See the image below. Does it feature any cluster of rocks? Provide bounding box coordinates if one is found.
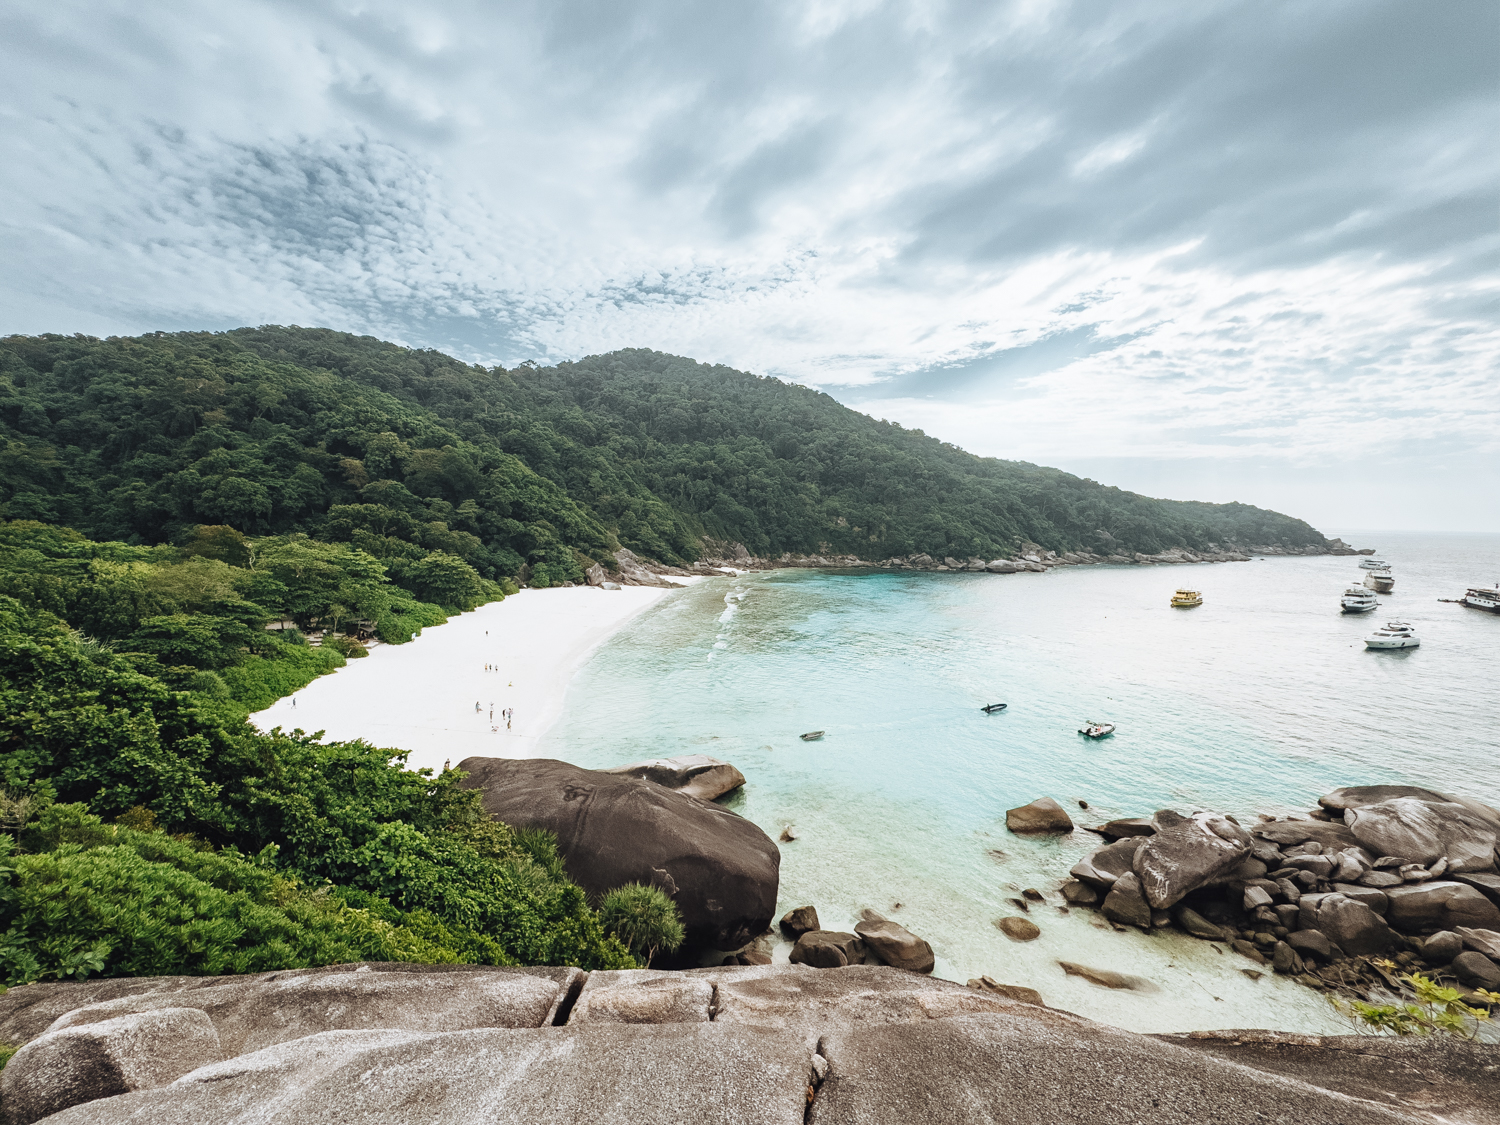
[1013,785,1500,1007]
[2,961,1492,1124]
[777,905,937,975]
[457,756,775,952]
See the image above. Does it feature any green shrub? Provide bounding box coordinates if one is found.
[322,635,368,658]
[219,644,345,711]
[598,883,685,967]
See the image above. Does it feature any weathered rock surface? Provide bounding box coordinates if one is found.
[789,931,867,969]
[1287,929,1333,961]
[1451,951,1500,992]
[457,757,779,949]
[7,965,1494,1124]
[568,971,714,1024]
[853,911,935,974]
[1253,819,1360,851]
[1092,817,1154,840]
[603,754,746,802]
[1,1008,220,1125]
[1297,894,1399,956]
[1452,872,1500,906]
[1059,880,1098,905]
[1384,882,1500,933]
[1133,812,1252,909]
[966,977,1044,1006]
[1345,798,1499,871]
[1175,907,1226,941]
[1069,837,1147,888]
[1101,871,1152,928]
[1005,797,1073,833]
[1421,931,1463,963]
[780,905,820,939]
[995,917,1041,942]
[1456,927,1500,959]
[4,964,583,1060]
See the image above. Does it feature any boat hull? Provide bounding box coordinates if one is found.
[1365,638,1419,650]
[1463,595,1500,613]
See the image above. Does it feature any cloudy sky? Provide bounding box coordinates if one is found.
[3,0,1496,531]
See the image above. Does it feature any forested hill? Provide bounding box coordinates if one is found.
[0,327,1328,572]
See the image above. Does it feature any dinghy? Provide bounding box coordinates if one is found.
[1078,721,1116,739]
[981,703,1008,714]
[800,730,825,742]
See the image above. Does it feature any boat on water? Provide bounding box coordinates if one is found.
[1363,569,1395,594]
[1340,587,1378,614]
[1359,559,1388,570]
[1170,589,1203,608]
[799,730,825,742]
[981,703,1008,714]
[1078,720,1116,739]
[1462,585,1500,614]
[1365,621,1419,650]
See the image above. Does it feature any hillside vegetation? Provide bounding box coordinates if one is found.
[0,328,1329,570]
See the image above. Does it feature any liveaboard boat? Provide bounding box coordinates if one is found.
[1170,589,1203,607]
[1364,621,1419,650]
[1078,720,1116,739]
[1463,585,1500,614]
[1340,587,1378,613]
[1363,568,1395,594]
[1359,558,1388,570]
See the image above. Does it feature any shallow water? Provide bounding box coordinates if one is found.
[540,531,1500,1032]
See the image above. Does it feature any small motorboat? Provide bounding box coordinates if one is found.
[1078,721,1116,739]
[1365,621,1419,650]
[981,703,1008,714]
[1340,587,1378,613]
[799,730,825,742]
[1170,589,1202,608]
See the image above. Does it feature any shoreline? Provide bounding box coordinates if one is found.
[250,581,701,775]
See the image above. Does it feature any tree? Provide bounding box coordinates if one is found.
[597,883,685,967]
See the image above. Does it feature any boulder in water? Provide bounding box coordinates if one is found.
[1101,871,1152,928]
[855,911,935,973]
[779,905,820,939]
[1057,962,1160,992]
[995,917,1041,942]
[1344,798,1498,871]
[789,931,867,968]
[1005,798,1074,833]
[1093,818,1154,840]
[1070,837,1148,889]
[457,757,779,950]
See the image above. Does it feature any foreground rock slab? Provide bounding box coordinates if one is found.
[5,965,1491,1124]
[458,756,779,949]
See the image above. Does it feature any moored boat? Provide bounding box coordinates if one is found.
[1364,621,1419,650]
[799,730,825,741]
[1364,569,1395,594]
[1359,559,1388,570]
[1170,589,1202,608]
[1340,587,1378,613]
[1463,585,1500,614]
[981,703,1008,714]
[1078,720,1116,739]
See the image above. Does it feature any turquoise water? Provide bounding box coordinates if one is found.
[541,531,1500,1031]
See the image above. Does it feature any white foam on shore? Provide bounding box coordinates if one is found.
[250,582,698,775]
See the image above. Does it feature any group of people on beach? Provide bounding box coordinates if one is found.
[477,700,514,731]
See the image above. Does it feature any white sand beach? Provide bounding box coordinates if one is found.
[251,583,698,775]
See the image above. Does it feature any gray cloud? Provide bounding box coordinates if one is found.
[1,0,1495,528]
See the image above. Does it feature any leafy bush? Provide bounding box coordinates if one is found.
[219,643,346,710]
[1335,969,1500,1039]
[598,883,685,967]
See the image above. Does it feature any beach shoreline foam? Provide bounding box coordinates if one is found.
[251,581,702,776]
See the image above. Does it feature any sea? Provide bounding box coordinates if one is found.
[539,530,1500,1033]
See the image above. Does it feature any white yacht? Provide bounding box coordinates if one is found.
[1340,587,1378,613]
[1365,621,1419,650]
[1359,558,1388,570]
[1463,585,1500,614]
[1363,568,1395,594]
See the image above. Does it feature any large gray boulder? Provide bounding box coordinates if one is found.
[1321,785,1500,833]
[1100,871,1152,928]
[1069,837,1147,889]
[789,931,867,969]
[1297,894,1400,956]
[1253,819,1361,852]
[1133,812,1252,910]
[457,757,780,950]
[0,1008,219,1125]
[602,755,746,802]
[853,911,935,974]
[1344,798,1499,871]
[1451,872,1500,906]
[1384,882,1500,933]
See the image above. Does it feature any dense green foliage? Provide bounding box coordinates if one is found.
[597,882,686,968]
[1,328,1327,569]
[0,581,635,984]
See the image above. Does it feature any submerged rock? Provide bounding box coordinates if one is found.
[1057,961,1161,992]
[995,917,1041,942]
